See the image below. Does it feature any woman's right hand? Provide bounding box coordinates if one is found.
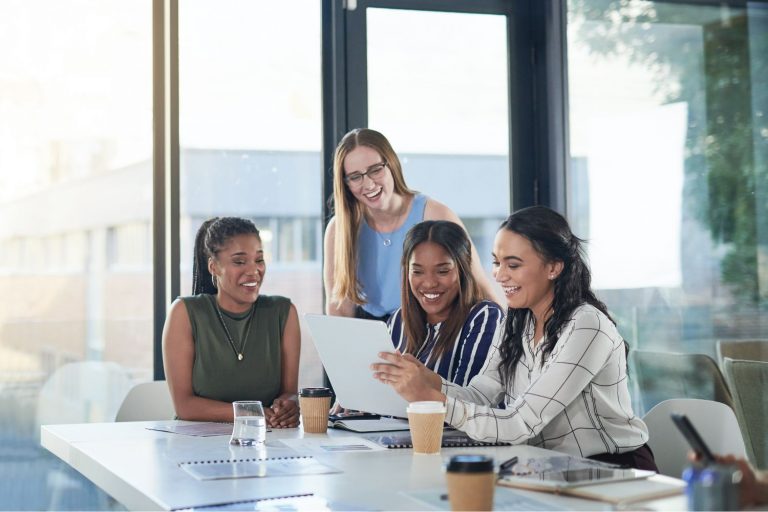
[687,452,766,507]
[371,351,444,402]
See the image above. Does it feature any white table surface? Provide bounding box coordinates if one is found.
[41,420,687,511]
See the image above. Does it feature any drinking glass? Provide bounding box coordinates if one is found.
[230,400,266,446]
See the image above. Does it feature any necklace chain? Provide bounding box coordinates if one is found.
[214,299,256,362]
[372,198,409,247]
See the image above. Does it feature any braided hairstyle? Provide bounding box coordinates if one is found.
[192,217,261,295]
[496,206,619,385]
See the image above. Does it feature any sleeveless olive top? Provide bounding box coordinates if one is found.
[181,294,291,405]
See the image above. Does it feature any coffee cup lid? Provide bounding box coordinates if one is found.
[406,401,446,414]
[299,387,333,398]
[447,454,494,473]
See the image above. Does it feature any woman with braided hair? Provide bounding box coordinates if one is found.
[162,217,300,426]
[373,206,656,471]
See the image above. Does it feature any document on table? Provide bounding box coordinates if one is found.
[182,494,330,511]
[279,436,387,454]
[402,487,566,511]
[147,422,235,437]
[179,456,340,481]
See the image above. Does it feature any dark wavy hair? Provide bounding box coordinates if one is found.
[399,220,483,365]
[497,206,618,385]
[192,217,261,295]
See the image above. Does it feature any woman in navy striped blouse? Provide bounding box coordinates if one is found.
[387,220,503,385]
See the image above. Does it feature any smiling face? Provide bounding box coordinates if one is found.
[408,241,461,325]
[208,233,265,313]
[492,228,562,320]
[342,145,396,211]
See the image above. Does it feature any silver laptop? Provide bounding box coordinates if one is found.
[303,314,409,418]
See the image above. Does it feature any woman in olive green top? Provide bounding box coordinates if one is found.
[162,217,300,427]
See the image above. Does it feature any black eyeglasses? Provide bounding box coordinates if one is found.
[343,161,387,188]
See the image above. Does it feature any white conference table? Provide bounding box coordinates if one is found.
[42,420,687,511]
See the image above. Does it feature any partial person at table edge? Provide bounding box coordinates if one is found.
[162,217,300,427]
[689,452,768,507]
[372,206,657,471]
[323,128,499,323]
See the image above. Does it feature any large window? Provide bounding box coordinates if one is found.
[365,7,511,278]
[567,1,768,411]
[179,0,324,387]
[0,1,152,509]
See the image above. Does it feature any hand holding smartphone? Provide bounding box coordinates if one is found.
[670,413,717,464]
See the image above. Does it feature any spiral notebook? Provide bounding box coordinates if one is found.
[179,455,340,481]
[365,431,510,449]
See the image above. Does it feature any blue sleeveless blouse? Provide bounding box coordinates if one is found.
[357,193,428,317]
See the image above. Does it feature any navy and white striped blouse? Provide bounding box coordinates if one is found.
[387,300,503,385]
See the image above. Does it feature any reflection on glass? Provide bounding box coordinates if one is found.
[367,9,510,276]
[567,1,768,413]
[179,1,323,387]
[0,1,152,508]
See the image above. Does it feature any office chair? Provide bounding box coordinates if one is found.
[643,398,747,478]
[716,339,768,367]
[629,349,734,416]
[722,358,768,469]
[116,380,175,422]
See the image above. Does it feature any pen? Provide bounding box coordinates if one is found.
[500,456,518,471]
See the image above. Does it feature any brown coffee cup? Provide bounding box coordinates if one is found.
[406,401,446,454]
[298,387,333,434]
[446,454,496,511]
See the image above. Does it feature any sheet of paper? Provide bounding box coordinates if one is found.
[401,487,565,511]
[182,494,328,511]
[147,422,235,437]
[279,436,387,454]
[180,457,340,481]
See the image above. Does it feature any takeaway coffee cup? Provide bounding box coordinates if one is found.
[406,401,446,454]
[446,454,496,511]
[298,387,333,433]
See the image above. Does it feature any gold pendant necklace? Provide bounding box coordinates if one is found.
[214,299,256,361]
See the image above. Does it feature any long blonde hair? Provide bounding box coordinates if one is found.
[331,128,414,305]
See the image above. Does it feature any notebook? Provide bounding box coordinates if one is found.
[179,456,340,481]
[499,471,683,504]
[303,314,409,418]
[365,430,510,449]
[328,417,410,433]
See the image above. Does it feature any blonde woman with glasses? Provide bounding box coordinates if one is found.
[324,128,497,322]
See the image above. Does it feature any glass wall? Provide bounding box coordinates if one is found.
[567,0,768,413]
[366,8,510,282]
[178,0,324,387]
[0,0,152,509]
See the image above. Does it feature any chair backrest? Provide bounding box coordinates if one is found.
[630,350,733,416]
[37,361,133,429]
[716,339,768,367]
[643,398,747,478]
[722,358,768,470]
[115,380,175,422]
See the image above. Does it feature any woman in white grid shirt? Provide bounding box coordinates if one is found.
[372,206,657,471]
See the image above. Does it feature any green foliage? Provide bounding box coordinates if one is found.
[570,1,767,304]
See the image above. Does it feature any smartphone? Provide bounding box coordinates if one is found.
[670,413,717,464]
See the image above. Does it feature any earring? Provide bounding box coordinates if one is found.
[211,275,217,288]
[549,274,556,280]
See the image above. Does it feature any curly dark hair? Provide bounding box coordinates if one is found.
[192,217,260,295]
[497,206,619,385]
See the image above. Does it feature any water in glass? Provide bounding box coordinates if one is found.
[230,416,266,446]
